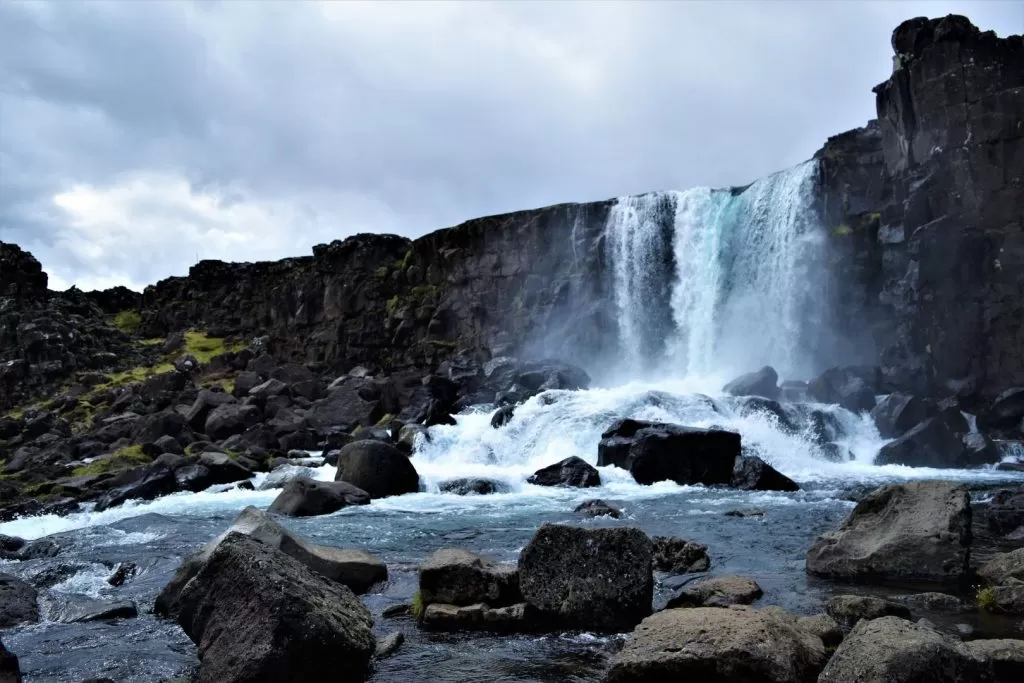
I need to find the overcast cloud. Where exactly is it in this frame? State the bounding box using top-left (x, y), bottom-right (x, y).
top-left (0, 0), bottom-right (1021, 291)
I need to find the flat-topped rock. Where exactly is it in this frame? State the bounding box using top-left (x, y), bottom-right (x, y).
top-left (419, 548), bottom-right (520, 608)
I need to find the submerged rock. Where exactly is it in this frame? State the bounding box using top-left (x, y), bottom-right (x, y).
top-left (597, 419), bottom-right (740, 487)
top-left (421, 602), bottom-right (531, 632)
top-left (419, 548), bottom-right (521, 608)
top-left (268, 478), bottom-right (370, 517)
top-left (731, 454), bottom-right (799, 491)
top-left (175, 533), bottom-right (376, 683)
top-left (665, 575), bottom-right (763, 608)
top-left (651, 536), bottom-right (710, 573)
top-left (334, 440), bottom-right (419, 498)
top-left (722, 366), bottom-right (780, 400)
top-left (374, 632), bottom-right (404, 660)
top-left (490, 405), bottom-right (516, 428)
top-left (817, 616), bottom-right (987, 683)
top-left (527, 456), bottom-right (600, 488)
top-left (439, 478), bottom-right (505, 495)
top-left (605, 606), bottom-right (827, 683)
top-left (0, 574), bottom-right (39, 628)
top-left (518, 524), bottom-right (652, 631)
top-left (574, 499), bottom-right (623, 519)
top-left (61, 598), bottom-right (139, 623)
top-left (805, 480), bottom-right (971, 586)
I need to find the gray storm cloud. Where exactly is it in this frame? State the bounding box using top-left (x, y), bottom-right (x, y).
top-left (0, 0), bottom-right (1020, 290)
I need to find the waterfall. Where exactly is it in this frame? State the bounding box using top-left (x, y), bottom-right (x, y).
top-left (605, 161), bottom-right (824, 380)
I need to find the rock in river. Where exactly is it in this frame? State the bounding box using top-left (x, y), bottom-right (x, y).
top-left (419, 548), bottom-right (521, 607)
top-left (175, 533), bottom-right (376, 683)
top-left (597, 419), bottom-right (739, 486)
top-left (268, 478), bottom-right (370, 517)
top-left (518, 524), bottom-right (652, 631)
top-left (722, 366), bottom-right (780, 400)
top-left (527, 456), bottom-right (600, 488)
top-left (817, 616), bottom-right (987, 683)
top-left (0, 573), bottom-right (39, 628)
top-left (156, 506), bottom-right (386, 616)
top-left (805, 480), bottom-right (971, 586)
top-left (665, 575), bottom-right (763, 608)
top-left (0, 636), bottom-right (20, 683)
top-left (604, 606), bottom-right (828, 683)
top-left (335, 440), bottom-right (420, 498)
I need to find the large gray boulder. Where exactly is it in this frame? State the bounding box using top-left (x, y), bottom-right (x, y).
top-left (805, 481), bottom-right (971, 586)
top-left (268, 478), bottom-right (370, 517)
top-left (175, 533), bottom-right (376, 683)
top-left (204, 403), bottom-right (261, 441)
top-left (0, 574), bottom-right (39, 628)
top-left (419, 549), bottom-right (520, 607)
top-left (518, 524), bottom-right (652, 631)
top-left (334, 440), bottom-right (419, 498)
top-left (597, 419), bottom-right (740, 486)
top-left (604, 606), bottom-right (827, 683)
top-left (818, 616), bottom-right (988, 683)
top-left (156, 506), bottom-right (386, 616)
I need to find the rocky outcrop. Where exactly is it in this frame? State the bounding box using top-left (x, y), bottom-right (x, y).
top-left (518, 524), bottom-right (653, 632)
top-left (605, 606), bottom-right (828, 683)
top-left (805, 480), bottom-right (971, 586)
top-left (597, 419), bottom-right (740, 486)
top-left (817, 16), bottom-right (1024, 401)
top-left (174, 532), bottom-right (376, 683)
top-left (817, 616), bottom-right (988, 683)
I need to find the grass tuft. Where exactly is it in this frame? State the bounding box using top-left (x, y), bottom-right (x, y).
top-left (71, 444), bottom-right (151, 477)
top-left (976, 586), bottom-right (998, 612)
top-left (410, 591), bottom-right (425, 619)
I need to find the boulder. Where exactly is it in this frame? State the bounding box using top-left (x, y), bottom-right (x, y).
top-left (825, 595), bottom-right (912, 629)
top-left (965, 639), bottom-right (1024, 682)
top-left (439, 478), bottom-right (504, 495)
top-left (876, 408), bottom-right (998, 468)
top-left (651, 536), bottom-right (710, 573)
top-left (204, 403), bottom-right (261, 441)
top-left (977, 548), bottom-right (1024, 587)
top-left (891, 592), bottom-right (964, 612)
top-left (419, 548), bottom-right (521, 607)
top-left (249, 378), bottom-right (289, 401)
top-left (870, 394), bottom-right (932, 438)
top-left (61, 598), bottom-right (139, 623)
top-left (396, 423), bottom-right (428, 453)
top-left (518, 524), bottom-right (652, 631)
top-left (806, 481), bottom-right (971, 586)
top-left (133, 410), bottom-right (192, 445)
top-left (268, 478), bottom-right (371, 517)
top-left (527, 456), bottom-right (600, 488)
top-left (987, 486), bottom-right (1024, 535)
top-left (153, 434), bottom-right (184, 455)
top-left (574, 499), bottom-right (622, 519)
top-left (156, 506), bottom-right (387, 615)
top-left (665, 575), bottom-right (763, 608)
top-left (597, 419), bottom-right (739, 486)
top-left (196, 452), bottom-right (252, 484)
top-left (730, 455), bottom-right (799, 491)
top-left (797, 613), bottom-right (844, 648)
top-left (374, 632), bottom-right (404, 660)
top-left (174, 533), bottom-right (375, 683)
top-left (0, 574), bottom-right (39, 628)
top-left (306, 381), bottom-right (383, 433)
top-left (334, 440), bottom-right (420, 498)
top-left (817, 616), bottom-right (988, 683)
top-left (257, 464), bottom-right (316, 491)
top-left (421, 602), bottom-right (531, 632)
top-left (95, 466), bottom-right (178, 511)
top-left (983, 387), bottom-right (1024, 429)
top-left (807, 366), bottom-right (880, 413)
top-left (0, 636), bottom-right (19, 683)
top-left (490, 405), bottom-right (516, 428)
top-left (185, 389), bottom-right (238, 431)
top-left (722, 366), bottom-right (780, 400)
top-left (604, 606), bottom-right (828, 683)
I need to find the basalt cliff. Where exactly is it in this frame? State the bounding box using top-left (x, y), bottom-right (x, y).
top-left (0, 15), bottom-right (1021, 514)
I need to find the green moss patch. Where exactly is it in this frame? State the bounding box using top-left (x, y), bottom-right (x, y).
top-left (114, 310), bottom-right (142, 334)
top-left (71, 444), bottom-right (151, 477)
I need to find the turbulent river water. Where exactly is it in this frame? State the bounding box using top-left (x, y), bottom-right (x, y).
top-left (3, 162), bottom-right (1024, 681)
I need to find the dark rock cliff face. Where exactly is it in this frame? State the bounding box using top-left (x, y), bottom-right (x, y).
top-left (138, 201), bottom-right (616, 375)
top-left (818, 15), bottom-right (1024, 400)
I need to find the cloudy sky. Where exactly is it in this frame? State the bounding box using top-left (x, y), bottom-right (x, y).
top-left (1, 1), bottom-right (1021, 291)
